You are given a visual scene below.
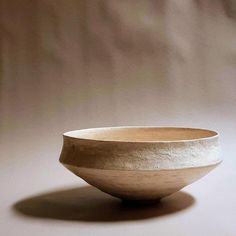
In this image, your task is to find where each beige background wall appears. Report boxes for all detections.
[1,1,236,235]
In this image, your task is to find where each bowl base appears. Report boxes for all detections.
[121,198,161,206]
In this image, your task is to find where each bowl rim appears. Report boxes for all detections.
[63,126,219,143]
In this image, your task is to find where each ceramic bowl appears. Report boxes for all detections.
[59,126,221,202]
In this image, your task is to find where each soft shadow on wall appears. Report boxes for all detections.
[1,0,235,143]
[1,0,236,167]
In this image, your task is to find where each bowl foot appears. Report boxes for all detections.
[121,198,161,206]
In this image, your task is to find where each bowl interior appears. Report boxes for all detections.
[65,127,218,142]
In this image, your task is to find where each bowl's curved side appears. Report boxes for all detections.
[61,162,221,201]
[59,135,221,171]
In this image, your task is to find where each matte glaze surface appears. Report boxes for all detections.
[60,127,221,201]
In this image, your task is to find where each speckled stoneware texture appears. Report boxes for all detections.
[59,127,222,202]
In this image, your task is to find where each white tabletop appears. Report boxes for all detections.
[1,122,235,236]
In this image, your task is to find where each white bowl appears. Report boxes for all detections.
[60,127,222,202]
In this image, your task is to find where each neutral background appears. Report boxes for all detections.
[1,1,236,235]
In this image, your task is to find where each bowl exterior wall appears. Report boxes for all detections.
[60,136,221,170]
[62,163,220,200]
